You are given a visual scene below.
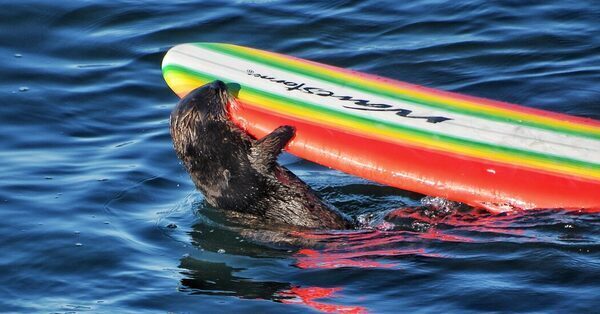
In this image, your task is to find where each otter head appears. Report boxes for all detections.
[171,80,229,125]
[170,80,231,153]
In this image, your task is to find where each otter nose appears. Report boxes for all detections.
[211,80,227,91]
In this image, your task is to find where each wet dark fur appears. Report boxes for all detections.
[170,81,354,229]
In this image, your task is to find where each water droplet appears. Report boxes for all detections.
[19,87,29,92]
[103,221,110,224]
[14,53,22,58]
[75,243,83,246]
[217,249,226,254]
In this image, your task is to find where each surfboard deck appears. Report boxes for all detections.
[162,42,600,212]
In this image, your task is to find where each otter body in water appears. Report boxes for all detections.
[170,80,354,229]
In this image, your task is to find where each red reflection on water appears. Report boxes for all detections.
[291,229,444,270]
[289,208,545,273]
[281,286,368,314]
[419,230,475,243]
[441,211,528,238]
[385,209,437,224]
[281,208,559,313]
[295,248,401,269]
[387,207,529,239]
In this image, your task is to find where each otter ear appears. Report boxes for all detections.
[250,125,295,172]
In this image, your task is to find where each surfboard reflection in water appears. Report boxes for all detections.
[177,192,598,313]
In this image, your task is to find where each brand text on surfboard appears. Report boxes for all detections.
[247,69,452,124]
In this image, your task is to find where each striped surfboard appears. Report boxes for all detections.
[162,43,600,212]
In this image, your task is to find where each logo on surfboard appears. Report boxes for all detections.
[247,69,452,124]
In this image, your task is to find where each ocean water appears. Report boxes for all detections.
[1,1,599,313]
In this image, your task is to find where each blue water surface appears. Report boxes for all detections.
[1,1,599,313]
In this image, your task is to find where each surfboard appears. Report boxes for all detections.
[162,42,600,213]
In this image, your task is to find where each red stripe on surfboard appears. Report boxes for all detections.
[229,99,600,212]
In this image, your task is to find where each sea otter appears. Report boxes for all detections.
[170,80,355,230]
